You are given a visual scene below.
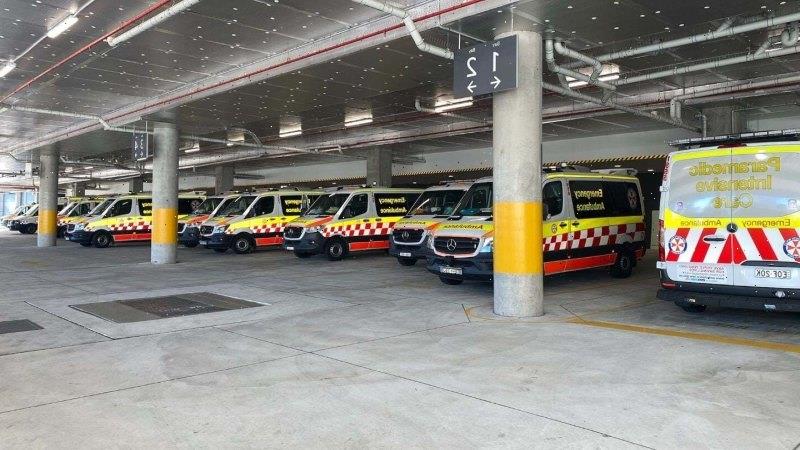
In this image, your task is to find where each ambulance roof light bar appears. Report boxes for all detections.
[669,129,800,149]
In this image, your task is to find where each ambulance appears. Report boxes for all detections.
[199,190,320,254]
[8,204,39,234]
[388,181,471,266]
[69,193,205,248]
[178,193,239,248]
[57,197,104,238]
[657,132,800,313]
[63,197,117,240]
[282,187,423,260]
[1,204,32,229]
[427,169,647,285]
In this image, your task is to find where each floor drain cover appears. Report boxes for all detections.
[70,292,263,323]
[0,319,43,335]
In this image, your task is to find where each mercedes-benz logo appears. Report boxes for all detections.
[446,238,458,251]
[401,230,410,240]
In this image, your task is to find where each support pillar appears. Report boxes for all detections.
[703,106,746,136]
[366,148,392,187]
[151,121,179,264]
[127,178,144,194]
[214,165,235,194]
[492,30,544,317]
[37,145,59,247]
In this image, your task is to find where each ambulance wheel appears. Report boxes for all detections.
[56,226,65,238]
[22,223,37,234]
[610,250,634,278]
[92,231,112,248]
[324,238,348,261]
[676,301,707,313]
[294,251,313,259]
[439,277,463,285]
[397,257,417,266]
[232,234,255,254]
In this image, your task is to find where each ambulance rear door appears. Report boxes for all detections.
[729,145,800,288]
[662,147,734,286]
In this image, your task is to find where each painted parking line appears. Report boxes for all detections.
[567,317,800,354]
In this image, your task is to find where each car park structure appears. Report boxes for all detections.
[1,1,800,447]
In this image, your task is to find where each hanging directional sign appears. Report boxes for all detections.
[453,35,518,98]
[132,131,149,161]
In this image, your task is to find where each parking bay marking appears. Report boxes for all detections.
[567,317,800,354]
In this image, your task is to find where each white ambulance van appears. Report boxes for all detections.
[657,131,800,313]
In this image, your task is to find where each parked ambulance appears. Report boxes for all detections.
[1,204,31,229]
[8,204,39,234]
[199,190,320,254]
[388,181,471,266]
[283,187,423,260]
[69,193,204,248]
[427,169,647,284]
[63,197,117,240]
[57,197,104,238]
[178,193,239,248]
[657,132,800,313]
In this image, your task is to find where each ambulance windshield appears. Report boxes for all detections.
[452,183,493,218]
[219,196,256,217]
[407,189,464,217]
[59,202,77,215]
[87,199,114,217]
[192,197,224,215]
[306,193,349,217]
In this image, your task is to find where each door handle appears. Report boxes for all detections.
[572,222,580,227]
[559,222,568,228]
[703,236,726,243]
[375,218,382,222]
[362,219,370,222]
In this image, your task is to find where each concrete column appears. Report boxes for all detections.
[37,145,59,247]
[366,147,392,187]
[214,165,235,194]
[703,106,746,136]
[151,121,179,264]
[492,30,544,317]
[69,183,85,197]
[127,178,144,194]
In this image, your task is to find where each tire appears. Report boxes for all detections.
[324,238,348,261]
[610,250,634,278]
[294,250,313,259]
[213,248,228,253]
[677,301,707,313]
[232,234,255,254]
[439,276,463,285]
[57,226,65,238]
[22,223,37,234]
[92,231,112,248]
[397,257,417,266]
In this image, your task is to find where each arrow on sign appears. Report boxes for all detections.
[467,80,476,93]
[491,76,502,89]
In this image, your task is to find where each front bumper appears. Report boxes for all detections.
[389,240,429,260]
[427,253,493,282]
[658,270,800,312]
[283,231,324,254]
[67,229,95,245]
[179,227,201,246]
[7,221,20,230]
[201,232,233,250]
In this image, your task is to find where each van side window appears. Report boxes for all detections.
[569,181,609,219]
[605,182,642,216]
[178,198,201,214]
[340,194,369,219]
[137,199,152,216]
[251,196,275,216]
[543,181,564,218]
[110,200,133,217]
[280,195,303,215]
[375,193,419,217]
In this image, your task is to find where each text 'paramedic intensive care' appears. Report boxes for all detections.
[688,156,781,209]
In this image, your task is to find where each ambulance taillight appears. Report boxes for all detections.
[658,219,666,262]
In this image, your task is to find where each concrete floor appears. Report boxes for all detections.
[0,229,798,449]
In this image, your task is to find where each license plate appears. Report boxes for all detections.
[286,246,294,251]
[440,266,462,275]
[754,268,792,280]
[199,240,208,245]
[399,252,412,257]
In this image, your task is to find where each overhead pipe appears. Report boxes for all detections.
[351,0,454,59]
[545,38,616,91]
[542,82,700,133]
[563,11,800,69]
[781,23,799,47]
[106,0,203,47]
[414,98,491,124]
[553,40,604,82]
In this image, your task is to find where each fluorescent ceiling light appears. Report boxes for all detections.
[184,148,200,153]
[566,63,620,88]
[279,130,302,138]
[345,117,373,127]
[47,15,79,39]
[0,62,16,78]
[434,97,473,113]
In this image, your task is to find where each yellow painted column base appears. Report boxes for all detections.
[151,207,178,245]
[494,201,543,275]
[37,209,58,236]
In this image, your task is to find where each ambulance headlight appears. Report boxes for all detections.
[213,225,229,234]
[306,226,322,234]
[74,223,85,231]
[479,237,494,253]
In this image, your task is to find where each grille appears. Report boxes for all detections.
[200,225,215,235]
[283,226,303,239]
[434,237,480,255]
[393,229,424,243]
[67,224,76,232]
